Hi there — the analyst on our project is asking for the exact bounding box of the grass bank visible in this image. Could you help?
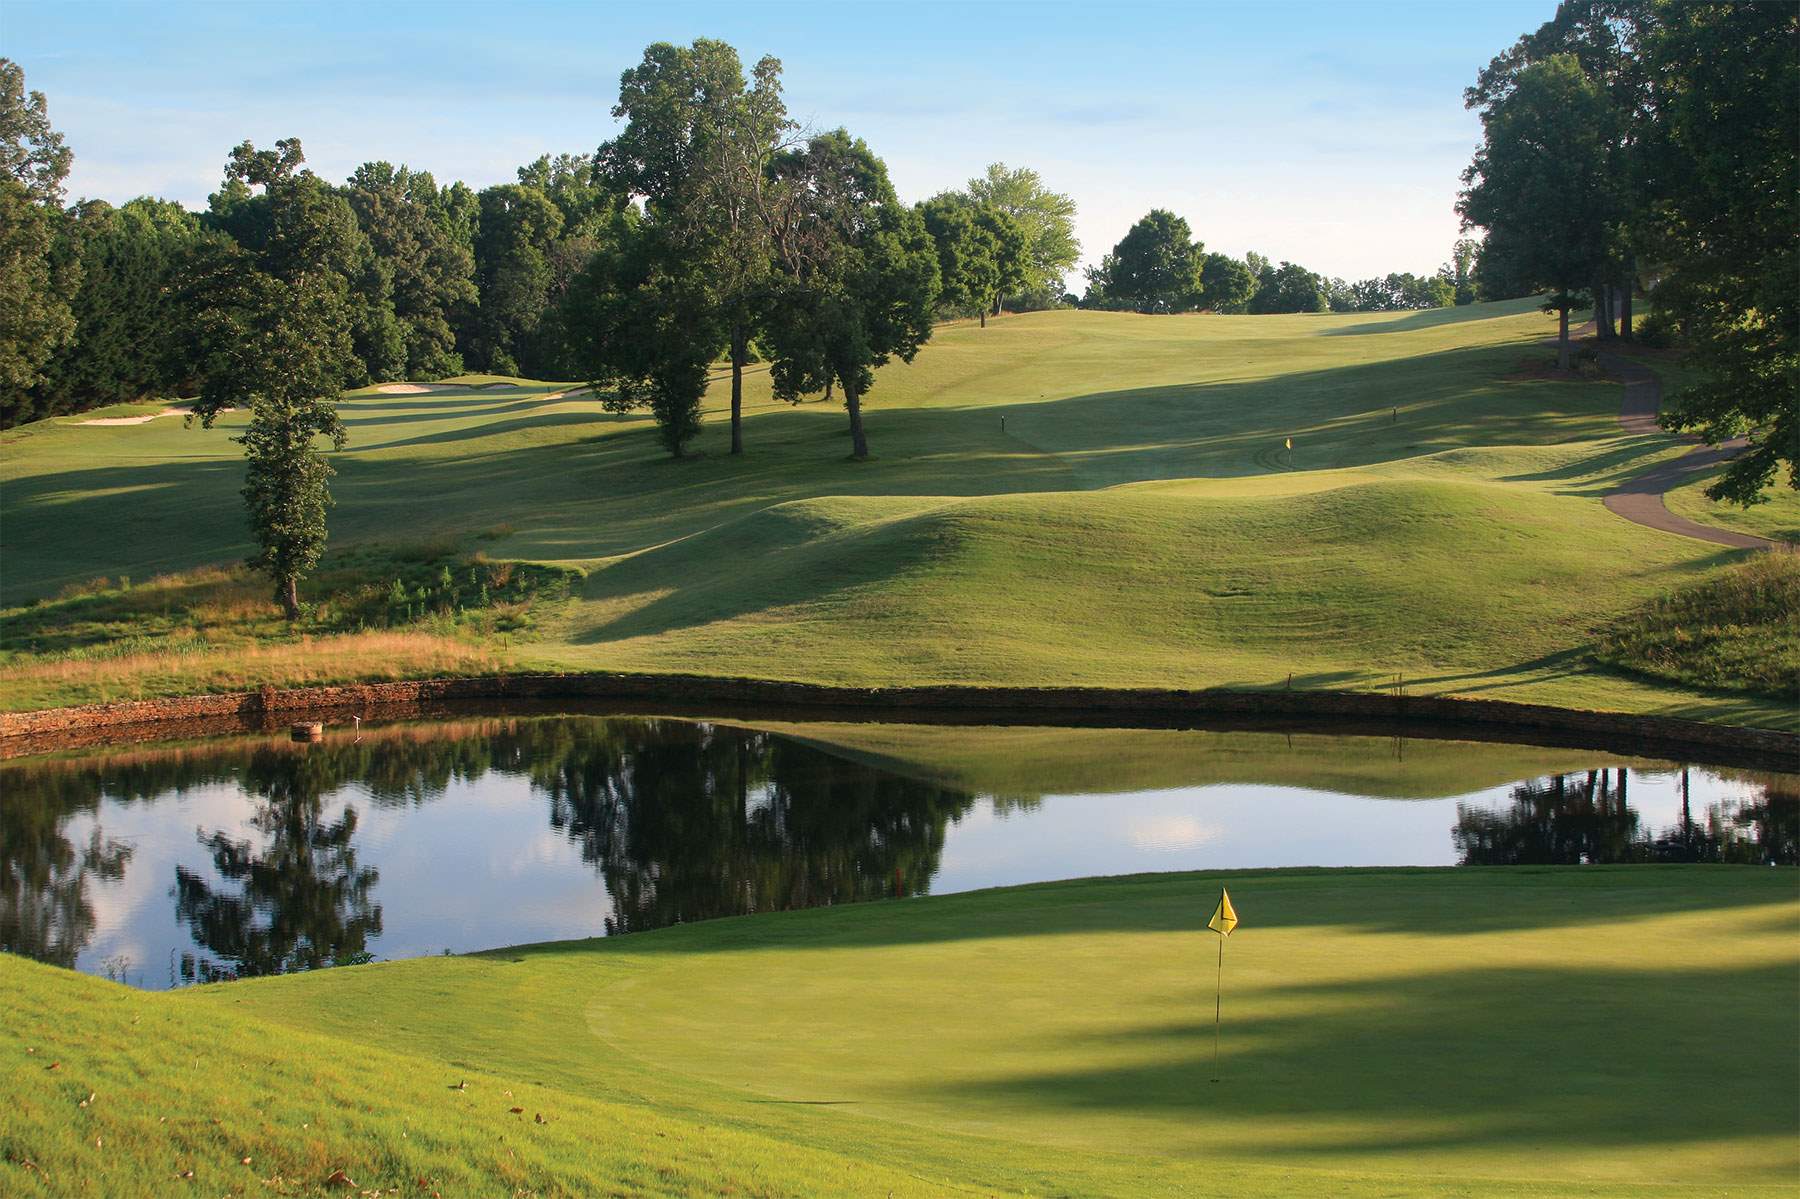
[5,865,1795,1196]
[3,301,1791,727]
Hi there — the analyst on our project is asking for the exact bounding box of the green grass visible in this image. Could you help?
[1595,552,1800,695]
[1664,462,1800,545]
[2,300,1791,726]
[6,866,1795,1196]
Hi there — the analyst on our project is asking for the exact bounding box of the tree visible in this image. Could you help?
[1248,261,1328,314]
[0,60,78,421]
[346,162,478,378]
[465,183,563,376]
[1467,1,1656,339]
[207,139,402,387]
[1645,2,1797,505]
[1438,237,1482,305]
[32,198,206,415]
[762,130,939,460]
[1200,253,1256,313]
[0,58,71,205]
[918,194,1005,326]
[565,220,719,457]
[1459,55,1614,369]
[592,39,793,455]
[190,141,357,618]
[1099,209,1205,314]
[965,163,1079,309]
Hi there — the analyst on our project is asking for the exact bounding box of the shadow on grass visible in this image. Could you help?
[927,957,1797,1163]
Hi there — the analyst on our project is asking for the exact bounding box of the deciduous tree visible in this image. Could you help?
[762,130,939,460]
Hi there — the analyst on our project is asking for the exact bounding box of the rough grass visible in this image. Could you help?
[5,866,1794,1196]
[0,552,576,710]
[2,301,1793,725]
[1594,552,1800,695]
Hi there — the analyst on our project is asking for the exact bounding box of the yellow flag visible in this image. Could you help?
[1284,437,1292,451]
[1208,888,1238,937]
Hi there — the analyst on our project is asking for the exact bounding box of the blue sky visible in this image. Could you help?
[3,0,1553,285]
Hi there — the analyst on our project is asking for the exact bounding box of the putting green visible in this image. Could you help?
[9,866,1789,1196]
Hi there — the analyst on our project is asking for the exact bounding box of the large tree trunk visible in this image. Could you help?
[276,575,300,621]
[978,307,987,329]
[1619,281,1634,341]
[844,378,869,460]
[1595,278,1616,340]
[992,292,1002,318]
[1557,305,1571,371]
[729,321,747,456]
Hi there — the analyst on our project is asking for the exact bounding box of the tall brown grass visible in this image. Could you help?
[1,630,504,712]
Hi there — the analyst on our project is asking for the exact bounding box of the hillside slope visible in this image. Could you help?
[2,301,1786,725]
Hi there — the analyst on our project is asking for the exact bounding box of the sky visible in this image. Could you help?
[2,0,1556,287]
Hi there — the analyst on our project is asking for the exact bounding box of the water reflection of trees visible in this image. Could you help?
[174,747,383,982]
[526,720,977,933]
[1455,769,1798,866]
[0,788,132,967]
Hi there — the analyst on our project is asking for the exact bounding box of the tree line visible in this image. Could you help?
[0,48,1080,438]
[1459,0,1795,505]
[1079,210,1478,316]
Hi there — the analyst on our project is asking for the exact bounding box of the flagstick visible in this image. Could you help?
[1211,934,1223,1082]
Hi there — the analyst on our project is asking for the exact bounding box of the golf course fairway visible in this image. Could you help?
[3,300,1793,727]
[5,866,1795,1196]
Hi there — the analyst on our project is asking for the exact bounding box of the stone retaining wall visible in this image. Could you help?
[2,672,1793,767]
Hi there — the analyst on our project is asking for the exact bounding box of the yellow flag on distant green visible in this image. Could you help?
[1284,437,1292,450]
[1207,888,1238,937]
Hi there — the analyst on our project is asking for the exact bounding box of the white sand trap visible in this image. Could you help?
[370,382,449,395]
[79,407,196,426]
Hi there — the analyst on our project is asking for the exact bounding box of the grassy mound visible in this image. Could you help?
[556,475,1706,693]
[6,866,1793,1195]
[1595,552,1800,695]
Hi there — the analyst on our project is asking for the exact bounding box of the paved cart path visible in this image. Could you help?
[1594,349,1778,551]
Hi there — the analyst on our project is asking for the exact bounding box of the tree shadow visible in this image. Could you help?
[924,956,1797,1167]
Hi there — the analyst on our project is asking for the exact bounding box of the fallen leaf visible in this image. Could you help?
[45,1062,60,1071]
[94,1137,102,1149]
[177,1168,194,1180]
[533,1113,546,1125]
[241,1156,252,1165]
[448,1081,466,1091]
[324,1167,355,1187]
[509,1107,523,1114]
[78,1091,95,1108]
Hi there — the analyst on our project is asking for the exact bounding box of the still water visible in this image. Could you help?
[2,715,1792,988]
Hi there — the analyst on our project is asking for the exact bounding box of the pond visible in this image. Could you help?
[2,714,1793,989]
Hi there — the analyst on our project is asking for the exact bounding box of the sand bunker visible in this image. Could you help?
[78,407,195,426]
[370,383,450,395]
